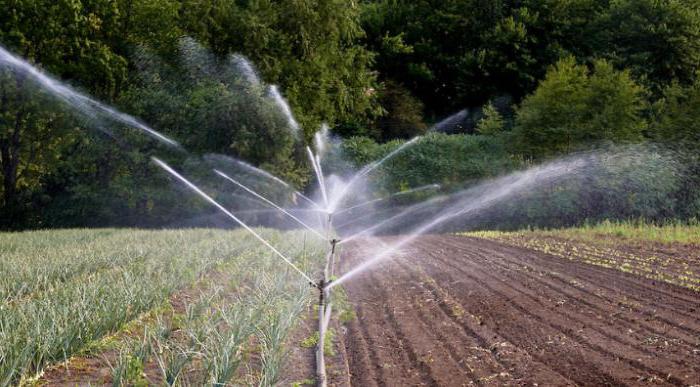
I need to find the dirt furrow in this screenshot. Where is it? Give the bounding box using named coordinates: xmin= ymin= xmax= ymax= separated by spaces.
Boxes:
xmin=409 ymin=264 xmax=576 ymax=386
xmin=464 ymin=239 xmax=700 ymax=334
xmin=344 ymin=268 xmax=438 ymax=386
xmin=434 ymin=237 xmax=700 ymax=355
xmin=432 ymin=236 xmax=700 ymax=330
xmin=473 ymin=237 xmax=700 ymax=307
xmin=421 ymin=248 xmax=658 ymax=385
xmin=381 ymin=260 xmax=510 ymax=385
xmin=336 ymin=235 xmax=700 ymax=386
xmin=428 ymin=245 xmax=694 ymax=385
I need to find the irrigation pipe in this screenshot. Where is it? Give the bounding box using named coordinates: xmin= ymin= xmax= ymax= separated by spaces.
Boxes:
xmin=315 ymin=210 xmax=339 ymax=386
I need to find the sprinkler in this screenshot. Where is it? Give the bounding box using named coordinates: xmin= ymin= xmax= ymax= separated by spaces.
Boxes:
xmin=328 ymin=239 xmax=339 ymax=279
xmin=330 ymin=239 xmax=339 ymax=253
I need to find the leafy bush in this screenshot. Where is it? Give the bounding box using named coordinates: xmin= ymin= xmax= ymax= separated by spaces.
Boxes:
xmin=459 ymin=147 xmax=688 ymax=230
xmin=514 ymin=57 xmax=647 ymax=159
xmin=335 ymin=132 xmax=518 ymax=193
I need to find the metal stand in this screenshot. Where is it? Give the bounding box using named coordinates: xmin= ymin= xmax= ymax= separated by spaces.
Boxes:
xmin=316 ymin=231 xmax=339 ymax=386
xmin=315 ymin=279 xmax=328 ymax=387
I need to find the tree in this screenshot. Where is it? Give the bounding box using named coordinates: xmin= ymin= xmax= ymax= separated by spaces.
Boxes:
xmin=0 ymin=0 xmax=131 ymax=226
xmin=476 ymin=102 xmax=505 ymax=135
xmin=180 ymin=0 xmax=380 ymax=140
xmin=359 ymin=0 xmax=606 ymax=117
xmin=120 ymin=40 xmax=304 ymax=185
xmin=651 ymin=78 xmax=700 ymax=146
xmin=0 ymin=0 xmax=197 ymax=228
xmin=115 ymin=0 xmax=182 ymax=52
xmin=515 ymin=57 xmax=647 ymax=158
xmin=594 ymin=0 xmax=700 ymax=94
xmin=0 ymin=75 xmax=74 ymax=226
xmin=650 ymin=78 xmax=700 ymax=218
xmin=337 ymin=132 xmax=516 ymax=192
xmin=374 ymin=80 xmax=427 ymax=141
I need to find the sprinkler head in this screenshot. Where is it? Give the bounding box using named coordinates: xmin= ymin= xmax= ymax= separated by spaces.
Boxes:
xmin=313 ymin=279 xmax=325 ymax=290
xmin=330 ymin=238 xmax=340 ymax=254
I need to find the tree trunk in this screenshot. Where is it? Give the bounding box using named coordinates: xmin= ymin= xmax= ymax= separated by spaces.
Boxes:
xmin=0 ymin=82 xmax=26 ymax=221
xmin=1 ymin=150 xmax=18 ymax=208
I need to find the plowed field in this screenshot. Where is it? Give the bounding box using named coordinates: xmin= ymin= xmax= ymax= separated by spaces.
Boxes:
xmin=336 ymin=235 xmax=700 ymax=386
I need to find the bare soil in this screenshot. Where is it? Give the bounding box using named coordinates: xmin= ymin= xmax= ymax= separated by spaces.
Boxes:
xmin=334 ymin=235 xmax=700 ymax=387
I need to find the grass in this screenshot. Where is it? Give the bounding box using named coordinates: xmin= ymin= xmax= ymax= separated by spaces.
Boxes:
xmin=467 ymin=219 xmax=700 ymax=245
xmin=0 ymin=228 xmax=325 ymax=386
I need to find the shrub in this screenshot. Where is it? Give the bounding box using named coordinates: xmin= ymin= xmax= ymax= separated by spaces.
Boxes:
xmin=514 ymin=57 xmax=647 ymax=159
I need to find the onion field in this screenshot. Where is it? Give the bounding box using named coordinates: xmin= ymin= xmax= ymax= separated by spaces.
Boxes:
xmin=0 ymin=229 xmax=323 ymax=386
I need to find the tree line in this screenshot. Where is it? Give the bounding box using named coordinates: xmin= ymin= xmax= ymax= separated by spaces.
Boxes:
xmin=1 ymin=0 xmax=699 ymax=229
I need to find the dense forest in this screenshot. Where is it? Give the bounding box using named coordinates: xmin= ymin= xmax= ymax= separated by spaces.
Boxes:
xmin=1 ymin=0 xmax=700 ymax=230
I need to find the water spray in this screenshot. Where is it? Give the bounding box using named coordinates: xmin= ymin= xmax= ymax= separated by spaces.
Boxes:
xmin=333 ymin=184 xmax=441 ymax=216
xmin=0 ymin=45 xmax=181 ymax=148
xmin=214 ymin=169 xmax=327 ymax=240
xmin=268 ymin=85 xmax=300 ymax=134
xmin=206 ymin=154 xmax=321 ymax=209
xmin=327 ymin=136 xmax=422 ymax=212
xmin=307 ymin=146 xmax=329 ymax=208
xmin=329 ymin=156 xmax=590 ymax=289
xmin=161 ymin=152 xmax=338 ymax=386
xmin=152 ymin=157 xmax=315 ymax=285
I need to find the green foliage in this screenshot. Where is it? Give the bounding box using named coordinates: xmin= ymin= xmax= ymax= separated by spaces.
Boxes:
xmin=292 ymin=379 xmax=316 ymax=387
xmin=467 ymin=218 xmax=700 ymax=245
xmin=594 ymin=0 xmax=700 ymax=93
xmin=0 ymin=0 xmax=128 ymax=98
xmin=338 ymin=133 xmax=518 ymax=193
xmin=2 ymin=0 xmax=700 ymax=229
xmin=0 ymin=0 xmax=191 ymax=229
xmin=373 ymin=80 xmax=427 ymax=141
xmin=299 ymin=333 xmax=318 ymax=348
xmin=360 ymin=0 xmax=607 ymax=116
xmin=120 ymin=40 xmax=302 ymax=183
xmin=180 ymin=0 xmax=380 ymax=139
xmin=476 ymin=102 xmax=505 ymax=135
xmin=649 ymin=79 xmax=700 ymax=218
xmin=0 ymin=228 xmax=325 ymax=385
xmin=361 ymin=0 xmax=700 ymax=119
xmin=0 ymin=75 xmax=76 ymax=227
xmin=461 ymin=148 xmax=688 ymax=230
xmin=330 ymin=283 xmax=356 ymax=323
xmin=113 ymin=346 xmax=150 ymax=387
xmin=515 ymin=57 xmax=647 ymax=158
xmin=651 ymin=78 xmax=700 ymax=146
xmin=0 ymin=0 xmax=131 ymax=227
xmin=556 ymin=219 xmax=700 ymax=245
xmin=299 ymin=329 xmax=335 ymax=356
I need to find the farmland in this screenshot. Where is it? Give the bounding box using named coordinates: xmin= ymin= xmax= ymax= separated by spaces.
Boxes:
xmin=3 ymin=1 xmax=700 ymax=386
xmin=2 ymin=224 xmax=700 ymax=386
xmin=466 ymin=222 xmax=700 ymax=292
xmin=329 ymin=230 xmax=700 ymax=386
xmin=0 ymin=229 xmax=324 ymax=386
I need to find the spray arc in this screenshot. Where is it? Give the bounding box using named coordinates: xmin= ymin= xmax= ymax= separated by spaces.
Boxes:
xmin=4 ymin=43 xmax=623 ymax=386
